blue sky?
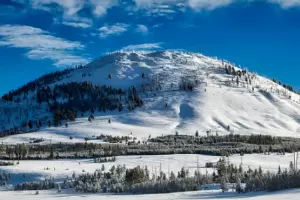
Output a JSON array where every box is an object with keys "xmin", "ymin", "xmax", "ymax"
[{"xmin": 1, "ymin": 0, "xmax": 300, "ymax": 96}]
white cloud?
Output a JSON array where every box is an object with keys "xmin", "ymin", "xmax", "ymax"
[
  {"xmin": 121, "ymin": 42, "xmax": 163, "ymax": 51},
  {"xmin": 62, "ymin": 21, "xmax": 92, "ymax": 28},
  {"xmin": 12, "ymin": 0, "xmax": 300, "ymax": 23},
  {"xmin": 132, "ymin": 0, "xmax": 236, "ymax": 12},
  {"xmin": 89, "ymin": 0, "xmax": 118, "ymax": 17},
  {"xmin": 13, "ymin": 0, "xmax": 300, "ymax": 23},
  {"xmin": 131, "ymin": 0, "xmax": 236, "ymax": 16},
  {"xmin": 131, "ymin": 0, "xmax": 184, "ymax": 16},
  {"xmin": 133, "ymin": 0, "xmax": 182, "ymax": 8},
  {"xmin": 132, "ymin": 0, "xmax": 300, "ymax": 15},
  {"xmin": 136, "ymin": 24, "xmax": 148, "ymax": 34},
  {"xmin": 98, "ymin": 23, "xmax": 129, "ymax": 38},
  {"xmin": 27, "ymin": 49, "xmax": 88, "ymax": 67},
  {"xmin": 0, "ymin": 24, "xmax": 89, "ymax": 67},
  {"xmin": 268, "ymin": 0, "xmax": 300, "ymax": 8},
  {"xmin": 17, "ymin": 0, "xmax": 118, "ymax": 21},
  {"xmin": 31, "ymin": 0, "xmax": 84, "ymax": 18},
  {"xmin": 187, "ymin": 0, "xmax": 233, "ymax": 10},
  {"xmin": 0, "ymin": 24, "xmax": 44, "ymax": 36}
]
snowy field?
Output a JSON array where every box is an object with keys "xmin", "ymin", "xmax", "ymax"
[
  {"xmin": 0, "ymin": 154, "xmax": 216, "ymax": 185},
  {"xmin": 0, "ymin": 153, "xmax": 295, "ymax": 185},
  {"xmin": 2, "ymin": 51, "xmax": 300, "ymax": 144},
  {"xmin": 0, "ymin": 188, "xmax": 300, "ymax": 200}
]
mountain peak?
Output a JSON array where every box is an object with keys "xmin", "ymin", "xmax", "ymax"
[{"xmin": 1, "ymin": 51, "xmax": 300, "ymax": 144}]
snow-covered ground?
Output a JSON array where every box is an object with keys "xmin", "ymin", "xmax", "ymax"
[
  {"xmin": 2, "ymin": 51, "xmax": 300, "ymax": 144},
  {"xmin": 0, "ymin": 188, "xmax": 299, "ymax": 200},
  {"xmin": 0, "ymin": 152, "xmax": 297, "ymax": 199},
  {"xmin": 0, "ymin": 154, "xmax": 216, "ymax": 185},
  {"xmin": 0, "ymin": 153, "xmax": 295, "ymax": 185}
]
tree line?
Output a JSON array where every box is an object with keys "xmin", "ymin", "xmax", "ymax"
[
  {"xmin": 13, "ymin": 156, "xmax": 300, "ymax": 195},
  {"xmin": 2, "ymin": 65, "xmax": 85, "ymax": 102},
  {"xmin": 1, "ymin": 134, "xmax": 300, "ymax": 160}
]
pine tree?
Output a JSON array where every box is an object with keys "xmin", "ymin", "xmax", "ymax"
[
  {"xmin": 170, "ymin": 171, "xmax": 176, "ymax": 180},
  {"xmin": 49, "ymin": 145, "xmax": 54, "ymax": 159},
  {"xmin": 258, "ymin": 166, "xmax": 262, "ymax": 175},
  {"xmin": 195, "ymin": 130, "xmax": 199, "ymax": 137},
  {"xmin": 238, "ymin": 164, "xmax": 243, "ymax": 173},
  {"xmin": 277, "ymin": 166, "xmax": 282, "ymax": 175},
  {"xmin": 289, "ymin": 161, "xmax": 294, "ymax": 173},
  {"xmin": 220, "ymin": 176, "xmax": 228, "ymax": 193},
  {"xmin": 236, "ymin": 174, "xmax": 243, "ymax": 193}
]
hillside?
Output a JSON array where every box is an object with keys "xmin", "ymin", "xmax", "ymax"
[{"xmin": 1, "ymin": 51, "xmax": 300, "ymax": 144}]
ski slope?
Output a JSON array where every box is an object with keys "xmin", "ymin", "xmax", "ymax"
[{"xmin": 1, "ymin": 51, "xmax": 300, "ymax": 144}]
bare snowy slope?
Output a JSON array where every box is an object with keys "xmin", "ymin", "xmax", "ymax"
[{"xmin": 1, "ymin": 51, "xmax": 300, "ymax": 144}]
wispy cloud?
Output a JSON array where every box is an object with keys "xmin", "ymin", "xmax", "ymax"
[
  {"xmin": 268, "ymin": 0, "xmax": 300, "ymax": 8},
  {"xmin": 30, "ymin": 0, "xmax": 85, "ymax": 19},
  {"xmin": 133, "ymin": 0, "xmax": 180, "ymax": 8},
  {"xmin": 13, "ymin": 0, "xmax": 118, "ymax": 21},
  {"xmin": 89, "ymin": 0, "xmax": 118, "ymax": 17},
  {"xmin": 132, "ymin": 0, "xmax": 300, "ymax": 15},
  {"xmin": 121, "ymin": 42, "xmax": 163, "ymax": 51},
  {"xmin": 132, "ymin": 0, "xmax": 235, "ymax": 14},
  {"xmin": 10, "ymin": 0, "xmax": 300, "ymax": 23},
  {"xmin": 187, "ymin": 0, "xmax": 233, "ymax": 10},
  {"xmin": 98, "ymin": 23, "xmax": 129, "ymax": 38},
  {"xmin": 0, "ymin": 24, "xmax": 89, "ymax": 67},
  {"xmin": 131, "ymin": 0, "xmax": 183, "ymax": 16},
  {"xmin": 135, "ymin": 24, "xmax": 148, "ymax": 34},
  {"xmin": 27, "ymin": 49, "xmax": 88, "ymax": 66},
  {"xmin": 62, "ymin": 21, "xmax": 92, "ymax": 29}
]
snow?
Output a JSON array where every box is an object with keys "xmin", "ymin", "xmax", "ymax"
[
  {"xmin": 0, "ymin": 154, "xmax": 217, "ymax": 185},
  {"xmin": 0, "ymin": 152, "xmax": 297, "ymax": 199},
  {"xmin": 1, "ymin": 49, "xmax": 299, "ymax": 199},
  {"xmin": 2, "ymin": 51, "xmax": 300, "ymax": 144},
  {"xmin": 229, "ymin": 153, "xmax": 295, "ymax": 173},
  {"xmin": 0, "ymin": 188, "xmax": 300, "ymax": 200},
  {"xmin": 0, "ymin": 153, "xmax": 295, "ymax": 186},
  {"xmin": 1, "ymin": 51, "xmax": 300, "ymax": 144}
]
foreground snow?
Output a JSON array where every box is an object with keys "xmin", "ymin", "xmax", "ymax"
[
  {"xmin": 0, "ymin": 188, "xmax": 300, "ymax": 200},
  {"xmin": 0, "ymin": 152, "xmax": 297, "ymax": 199}
]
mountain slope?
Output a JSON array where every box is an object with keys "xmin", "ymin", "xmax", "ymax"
[{"xmin": 1, "ymin": 51, "xmax": 300, "ymax": 144}]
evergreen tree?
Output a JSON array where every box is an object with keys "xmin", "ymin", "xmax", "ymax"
[
  {"xmin": 195, "ymin": 130, "xmax": 199, "ymax": 137},
  {"xmin": 236, "ymin": 174, "xmax": 243, "ymax": 193}
]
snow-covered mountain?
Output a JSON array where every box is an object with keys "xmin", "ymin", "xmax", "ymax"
[{"xmin": 1, "ymin": 51, "xmax": 300, "ymax": 144}]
